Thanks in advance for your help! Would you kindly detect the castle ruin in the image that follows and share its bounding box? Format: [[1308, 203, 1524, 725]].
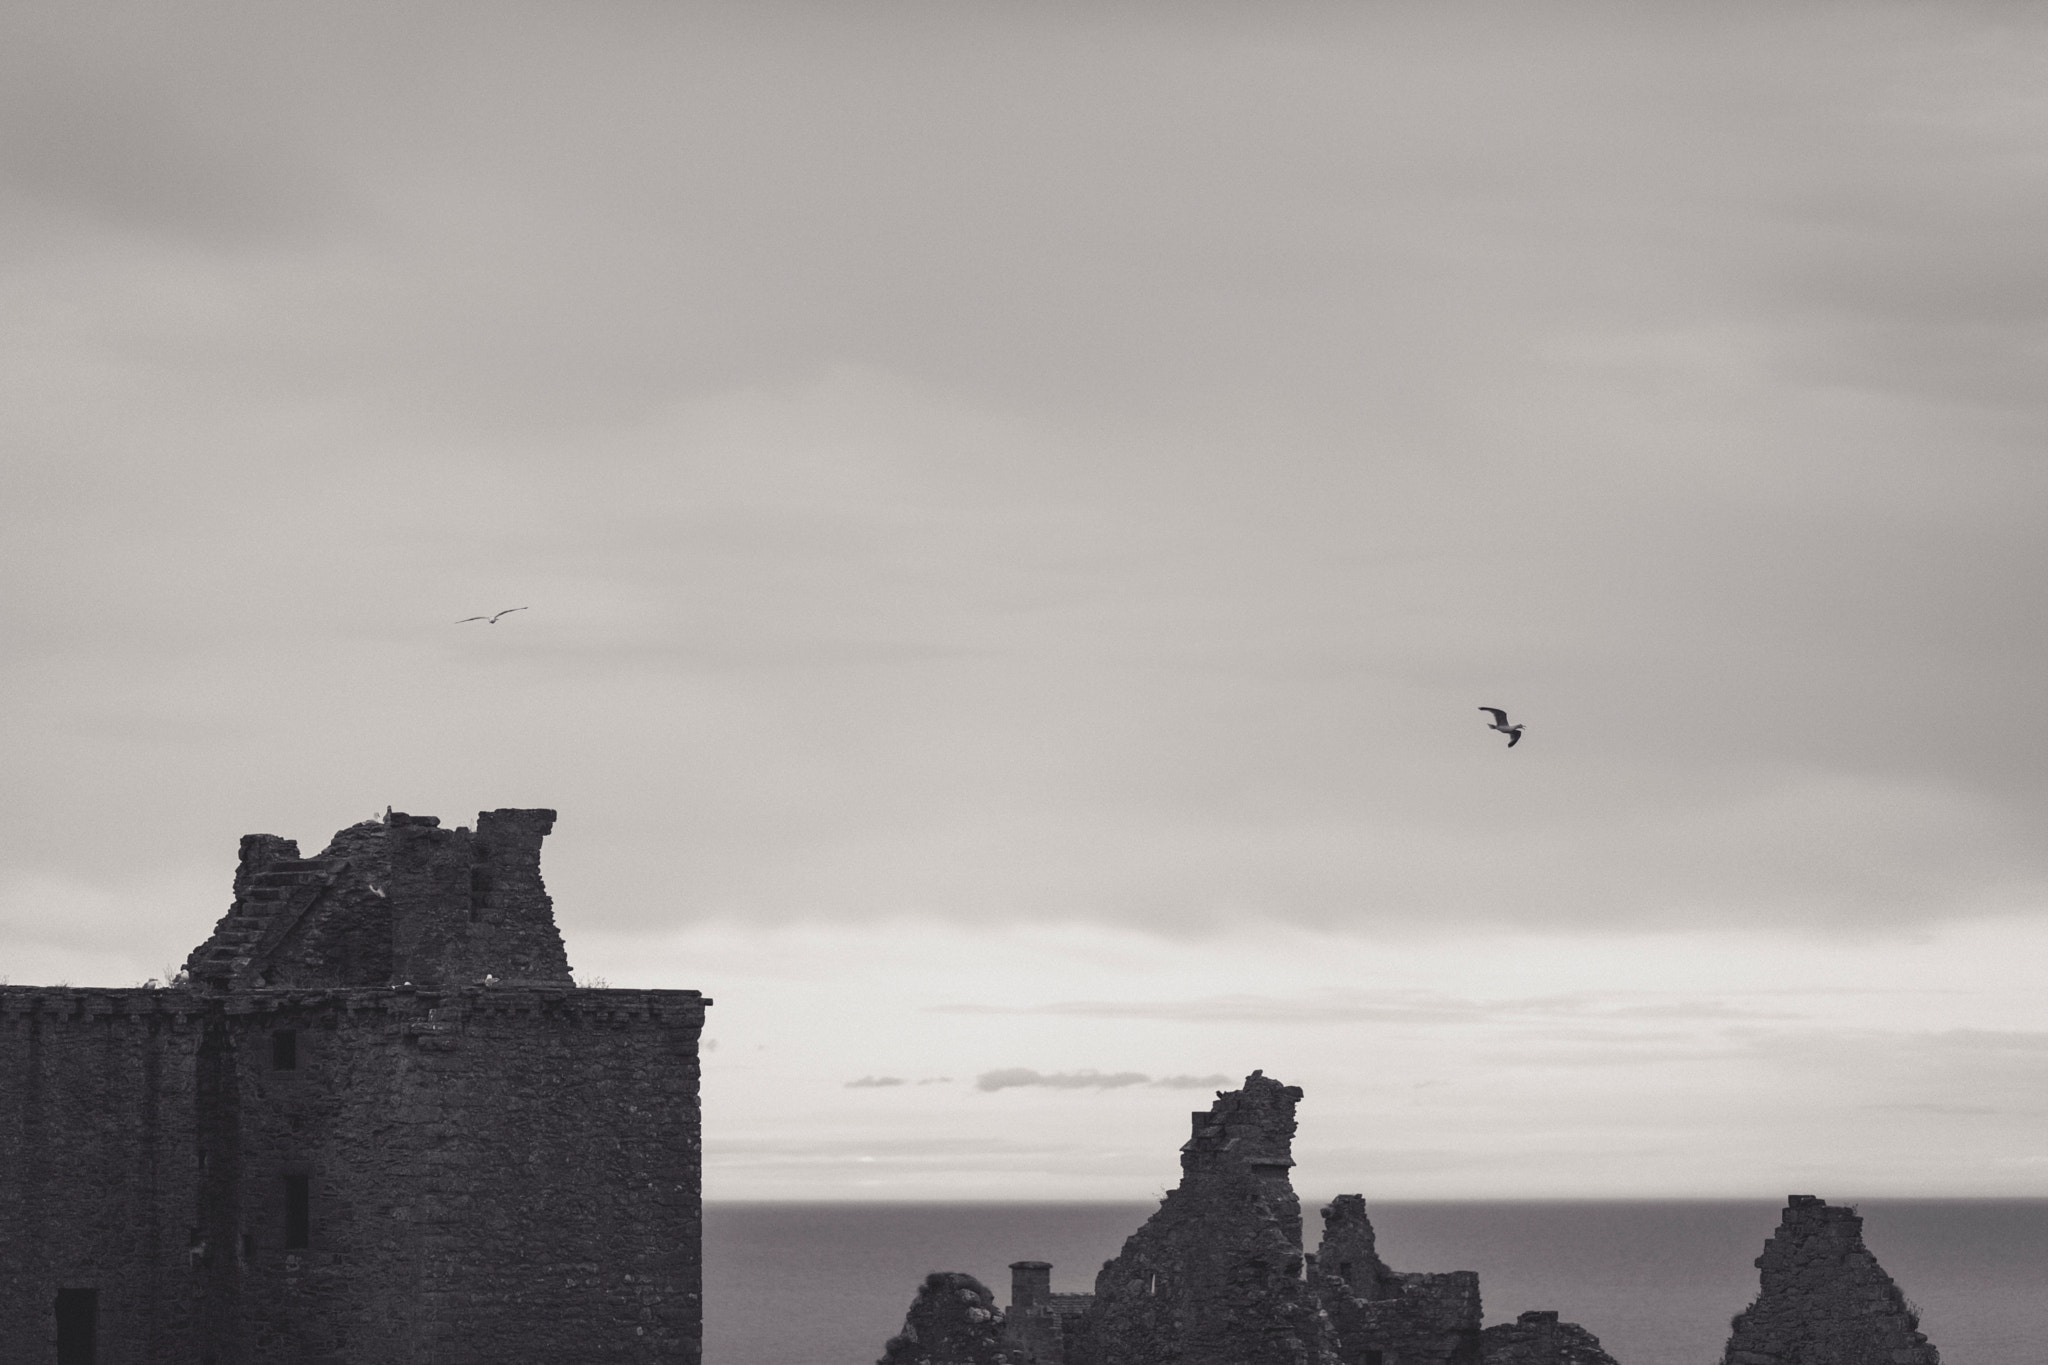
[[878, 1075, 1949, 1365], [0, 808, 709, 1365], [879, 1071, 1614, 1365], [1721, 1196, 1940, 1365]]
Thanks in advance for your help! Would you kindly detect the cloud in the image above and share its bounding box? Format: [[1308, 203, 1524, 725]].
[[973, 1069, 1241, 1093], [976, 1068, 1152, 1092], [935, 990, 1802, 1027], [845, 1075, 906, 1089], [7, 3, 2048, 979], [1150, 1074, 1235, 1090]]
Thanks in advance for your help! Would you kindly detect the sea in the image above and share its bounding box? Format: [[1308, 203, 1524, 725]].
[[704, 1200, 2048, 1365]]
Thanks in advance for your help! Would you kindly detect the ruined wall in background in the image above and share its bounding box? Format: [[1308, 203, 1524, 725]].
[[1721, 1196, 1940, 1365], [1311, 1194, 1398, 1302], [1003, 1261, 1099, 1365], [1064, 1071, 1320, 1365], [1313, 1196, 1482, 1365], [1479, 1311, 1619, 1365]]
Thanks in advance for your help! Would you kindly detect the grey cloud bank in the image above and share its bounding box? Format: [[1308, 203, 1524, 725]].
[[971, 1069, 1237, 1093], [6, 0, 2043, 957]]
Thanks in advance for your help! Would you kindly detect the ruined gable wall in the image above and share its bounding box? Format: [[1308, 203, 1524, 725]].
[[1066, 1071, 1319, 1365], [185, 810, 573, 994], [1722, 1196, 1939, 1365]]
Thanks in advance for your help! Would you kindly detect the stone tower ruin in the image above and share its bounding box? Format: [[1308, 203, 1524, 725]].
[[1, 807, 709, 1365]]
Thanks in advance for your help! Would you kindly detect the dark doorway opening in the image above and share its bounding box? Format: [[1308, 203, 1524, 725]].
[[271, 1029, 298, 1069], [55, 1287, 97, 1365], [284, 1173, 310, 1248]]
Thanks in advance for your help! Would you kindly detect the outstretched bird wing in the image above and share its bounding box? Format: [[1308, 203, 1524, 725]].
[[455, 615, 489, 623], [1507, 729, 1522, 747], [1478, 707, 1509, 725], [489, 607, 529, 622]]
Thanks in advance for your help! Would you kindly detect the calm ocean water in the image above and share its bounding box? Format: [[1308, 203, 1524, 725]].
[[704, 1200, 2048, 1365]]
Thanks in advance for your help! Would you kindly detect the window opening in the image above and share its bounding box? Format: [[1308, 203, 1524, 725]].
[[55, 1287, 97, 1365], [284, 1173, 310, 1248], [242, 1233, 256, 1259], [271, 1029, 298, 1070], [1363, 1352, 1384, 1365]]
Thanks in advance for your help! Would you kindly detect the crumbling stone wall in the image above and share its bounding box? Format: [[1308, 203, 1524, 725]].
[[1721, 1195, 1939, 1365], [186, 808, 572, 992], [1479, 1311, 1619, 1365], [2, 808, 706, 1365], [1312, 1194, 1398, 1302], [1061, 1070, 1321, 1365], [965, 1087, 1628, 1365], [1005, 1261, 1091, 1365], [1313, 1196, 1482, 1365]]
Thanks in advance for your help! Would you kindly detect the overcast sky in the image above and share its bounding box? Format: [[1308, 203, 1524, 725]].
[[5, 0, 2046, 1199]]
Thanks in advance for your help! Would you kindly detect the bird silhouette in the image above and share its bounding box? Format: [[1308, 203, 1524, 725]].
[[1479, 707, 1524, 747], [456, 607, 528, 624]]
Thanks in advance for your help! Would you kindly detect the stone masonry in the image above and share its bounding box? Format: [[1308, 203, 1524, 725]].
[[1313, 1195, 1483, 1365], [1478, 1311, 1620, 1365], [1062, 1070, 1322, 1365], [1721, 1196, 1939, 1365], [952, 1072, 1614, 1365], [0, 808, 709, 1365], [1005, 1261, 1096, 1365]]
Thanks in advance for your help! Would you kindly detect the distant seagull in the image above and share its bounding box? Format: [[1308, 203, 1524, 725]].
[[1478, 707, 1524, 747], [456, 607, 528, 624]]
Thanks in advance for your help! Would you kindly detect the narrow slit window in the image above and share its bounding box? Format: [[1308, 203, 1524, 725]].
[[242, 1233, 256, 1260], [271, 1029, 298, 1070], [55, 1287, 97, 1365], [283, 1173, 310, 1248]]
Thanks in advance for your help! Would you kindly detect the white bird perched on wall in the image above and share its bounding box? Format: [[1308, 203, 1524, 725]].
[[1478, 707, 1524, 747]]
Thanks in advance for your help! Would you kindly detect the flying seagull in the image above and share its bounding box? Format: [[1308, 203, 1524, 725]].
[[1478, 707, 1524, 747], [456, 607, 528, 624]]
